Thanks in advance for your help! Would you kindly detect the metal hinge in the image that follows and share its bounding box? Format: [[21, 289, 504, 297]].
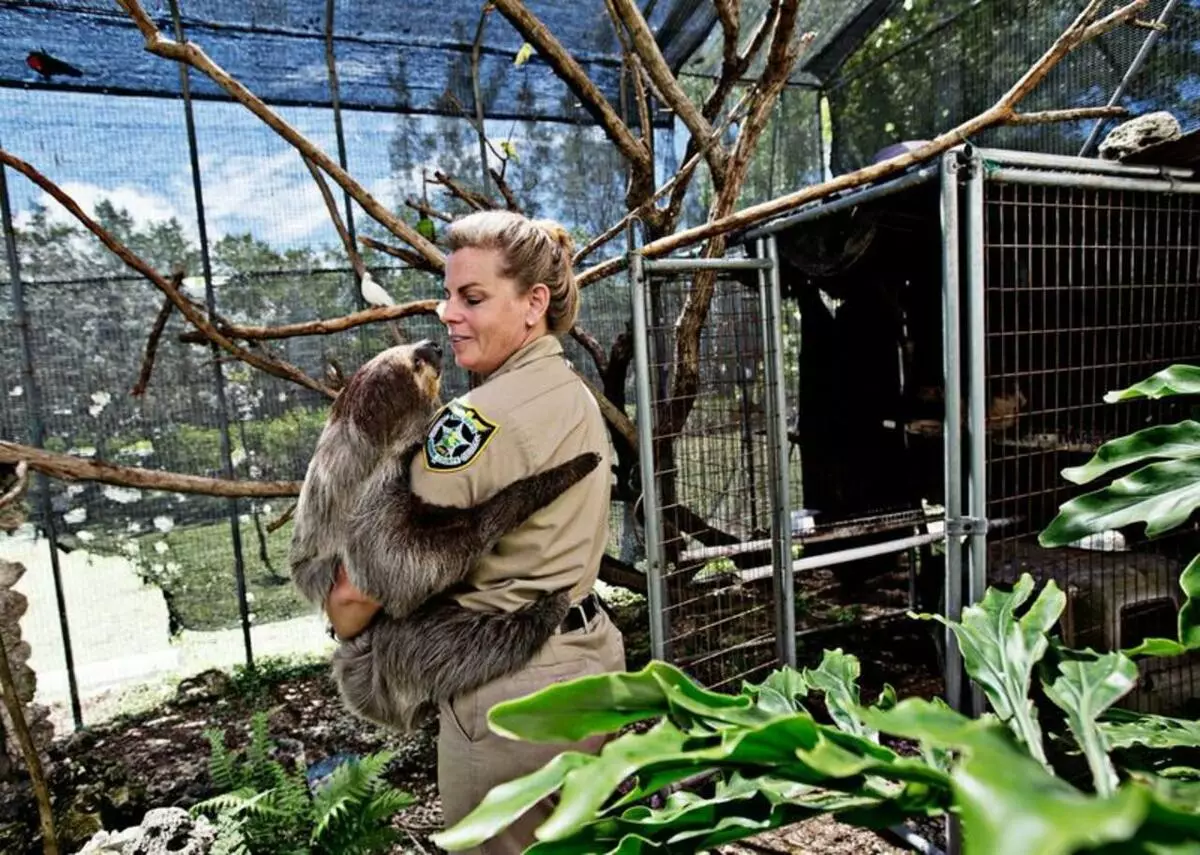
[[946, 516, 988, 536]]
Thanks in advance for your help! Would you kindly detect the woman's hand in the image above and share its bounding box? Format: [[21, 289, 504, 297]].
[[326, 563, 383, 640]]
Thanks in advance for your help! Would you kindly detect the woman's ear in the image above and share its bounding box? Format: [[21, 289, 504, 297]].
[[525, 282, 550, 327]]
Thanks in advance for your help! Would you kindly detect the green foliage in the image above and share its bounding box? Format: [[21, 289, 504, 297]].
[[194, 711, 414, 855], [1040, 364, 1200, 657], [227, 654, 330, 702], [433, 575, 1200, 855]]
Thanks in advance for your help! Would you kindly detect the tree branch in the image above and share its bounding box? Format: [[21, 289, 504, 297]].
[[179, 299, 440, 343], [131, 290, 177, 397], [608, 0, 726, 185], [303, 156, 365, 280], [431, 170, 495, 211], [404, 198, 456, 223], [116, 0, 445, 272], [1006, 105, 1128, 124], [489, 168, 524, 213], [360, 236, 442, 272], [490, 0, 651, 172], [0, 461, 29, 512], [570, 325, 608, 376], [0, 442, 301, 498], [0, 148, 336, 398]]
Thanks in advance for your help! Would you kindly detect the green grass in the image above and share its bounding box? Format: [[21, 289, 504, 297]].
[[90, 516, 314, 633]]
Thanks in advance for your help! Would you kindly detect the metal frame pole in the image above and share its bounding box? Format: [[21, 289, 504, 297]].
[[169, 0, 254, 670], [1, 146, 84, 730], [760, 236, 796, 668], [939, 152, 965, 715], [963, 151, 988, 719], [323, 0, 363, 313], [630, 253, 666, 662]]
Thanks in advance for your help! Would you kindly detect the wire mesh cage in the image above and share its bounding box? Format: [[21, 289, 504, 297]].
[[981, 176, 1200, 714], [637, 266, 788, 691]]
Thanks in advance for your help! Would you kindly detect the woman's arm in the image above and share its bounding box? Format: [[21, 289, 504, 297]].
[[326, 563, 383, 640]]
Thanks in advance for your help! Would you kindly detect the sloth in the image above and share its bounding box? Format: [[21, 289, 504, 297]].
[[288, 339, 600, 730]]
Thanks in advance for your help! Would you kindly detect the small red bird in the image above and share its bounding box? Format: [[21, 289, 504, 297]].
[[26, 50, 84, 80]]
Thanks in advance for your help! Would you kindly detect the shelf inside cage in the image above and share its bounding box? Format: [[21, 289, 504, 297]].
[[905, 419, 1105, 453]]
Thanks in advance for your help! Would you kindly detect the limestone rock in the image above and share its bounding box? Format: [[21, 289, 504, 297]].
[[1099, 111, 1182, 160], [0, 560, 24, 590], [77, 807, 216, 855]]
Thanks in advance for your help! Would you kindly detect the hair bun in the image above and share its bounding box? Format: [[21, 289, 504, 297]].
[[532, 218, 575, 259]]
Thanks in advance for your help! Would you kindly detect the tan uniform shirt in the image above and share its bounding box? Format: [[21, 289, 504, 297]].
[[409, 334, 612, 613]]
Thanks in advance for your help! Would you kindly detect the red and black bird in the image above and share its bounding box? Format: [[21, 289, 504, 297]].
[[26, 50, 84, 81]]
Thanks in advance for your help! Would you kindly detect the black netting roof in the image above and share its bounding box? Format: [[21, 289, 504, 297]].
[[0, 0, 760, 121]]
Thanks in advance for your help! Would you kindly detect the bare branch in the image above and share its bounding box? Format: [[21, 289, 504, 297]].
[[490, 0, 650, 172], [569, 325, 608, 376], [0, 441, 301, 498], [266, 500, 297, 533], [1082, 1, 1149, 41], [608, 0, 726, 184], [574, 371, 637, 451], [303, 156, 365, 281], [0, 148, 335, 398], [116, 0, 445, 271], [179, 299, 440, 343], [0, 461, 29, 510], [360, 237, 441, 273], [131, 290, 178, 396], [404, 197, 456, 223], [489, 168, 524, 213], [431, 170, 494, 211], [470, 3, 495, 199], [1006, 105, 1127, 124]]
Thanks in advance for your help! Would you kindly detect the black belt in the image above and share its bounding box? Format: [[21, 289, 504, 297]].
[[561, 593, 601, 633]]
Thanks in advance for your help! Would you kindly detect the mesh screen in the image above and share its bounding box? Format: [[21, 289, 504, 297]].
[[982, 179, 1200, 715]]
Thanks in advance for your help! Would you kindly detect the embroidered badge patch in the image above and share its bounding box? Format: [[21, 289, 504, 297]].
[[424, 401, 498, 472]]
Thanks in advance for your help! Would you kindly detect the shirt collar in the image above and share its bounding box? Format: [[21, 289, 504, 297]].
[[484, 333, 565, 382]]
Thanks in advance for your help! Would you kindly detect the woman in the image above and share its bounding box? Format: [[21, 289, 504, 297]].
[[326, 210, 626, 855]]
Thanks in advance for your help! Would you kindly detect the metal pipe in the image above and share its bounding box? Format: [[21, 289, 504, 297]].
[[939, 151, 964, 720], [169, 0, 254, 670], [987, 167, 1200, 194], [1, 144, 84, 730], [974, 147, 1193, 179], [629, 253, 666, 662], [964, 152, 988, 720], [741, 164, 940, 242], [761, 235, 796, 668], [735, 531, 944, 583], [1078, 0, 1182, 158], [640, 257, 773, 273]]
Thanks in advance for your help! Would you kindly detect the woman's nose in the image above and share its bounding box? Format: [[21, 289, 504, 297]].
[[437, 299, 462, 324]]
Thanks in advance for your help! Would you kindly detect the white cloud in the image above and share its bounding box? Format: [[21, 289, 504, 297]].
[[15, 180, 198, 244]]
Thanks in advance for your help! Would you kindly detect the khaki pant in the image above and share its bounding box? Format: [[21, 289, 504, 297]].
[[437, 606, 626, 855]]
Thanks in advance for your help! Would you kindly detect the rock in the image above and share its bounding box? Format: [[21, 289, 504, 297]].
[[0, 560, 25, 590], [174, 670, 233, 706], [77, 807, 216, 855], [1099, 111, 1182, 161], [0, 588, 29, 624]]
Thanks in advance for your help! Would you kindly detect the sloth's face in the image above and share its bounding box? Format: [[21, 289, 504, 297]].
[[332, 340, 444, 441]]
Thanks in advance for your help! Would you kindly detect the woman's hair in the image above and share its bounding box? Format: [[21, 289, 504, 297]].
[[446, 210, 579, 335]]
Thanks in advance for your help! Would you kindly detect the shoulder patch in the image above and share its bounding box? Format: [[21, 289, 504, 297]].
[[424, 401, 499, 472]]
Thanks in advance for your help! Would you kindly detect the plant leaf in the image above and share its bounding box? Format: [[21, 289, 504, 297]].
[[1042, 651, 1138, 797], [514, 42, 535, 66], [1104, 365, 1200, 403], [486, 661, 773, 743], [1061, 422, 1200, 485], [802, 649, 873, 739], [1122, 554, 1200, 657], [864, 699, 1152, 855], [1099, 708, 1200, 752], [909, 573, 1063, 764], [1039, 458, 1200, 547]]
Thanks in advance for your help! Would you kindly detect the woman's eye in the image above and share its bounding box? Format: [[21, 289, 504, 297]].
[[466, 297, 482, 306]]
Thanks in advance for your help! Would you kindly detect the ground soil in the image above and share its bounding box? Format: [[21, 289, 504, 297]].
[[1, 567, 949, 854]]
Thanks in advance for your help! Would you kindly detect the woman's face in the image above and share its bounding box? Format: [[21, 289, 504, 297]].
[[438, 246, 547, 377]]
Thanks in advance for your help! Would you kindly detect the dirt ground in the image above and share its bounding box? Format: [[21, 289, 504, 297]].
[[1, 570, 949, 855]]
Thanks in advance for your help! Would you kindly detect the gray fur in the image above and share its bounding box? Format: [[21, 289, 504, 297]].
[[288, 340, 600, 732], [332, 591, 570, 731]]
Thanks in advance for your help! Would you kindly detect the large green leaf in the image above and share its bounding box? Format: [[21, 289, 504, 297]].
[[910, 573, 1063, 764], [1099, 709, 1200, 752], [485, 661, 772, 743], [1061, 422, 1200, 485], [863, 699, 1152, 855], [802, 649, 874, 739], [1042, 651, 1138, 796], [1122, 554, 1200, 657], [1104, 365, 1200, 403], [1039, 457, 1200, 547]]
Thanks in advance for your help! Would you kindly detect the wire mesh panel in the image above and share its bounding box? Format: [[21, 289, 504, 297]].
[[981, 176, 1200, 715], [634, 260, 792, 691]]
